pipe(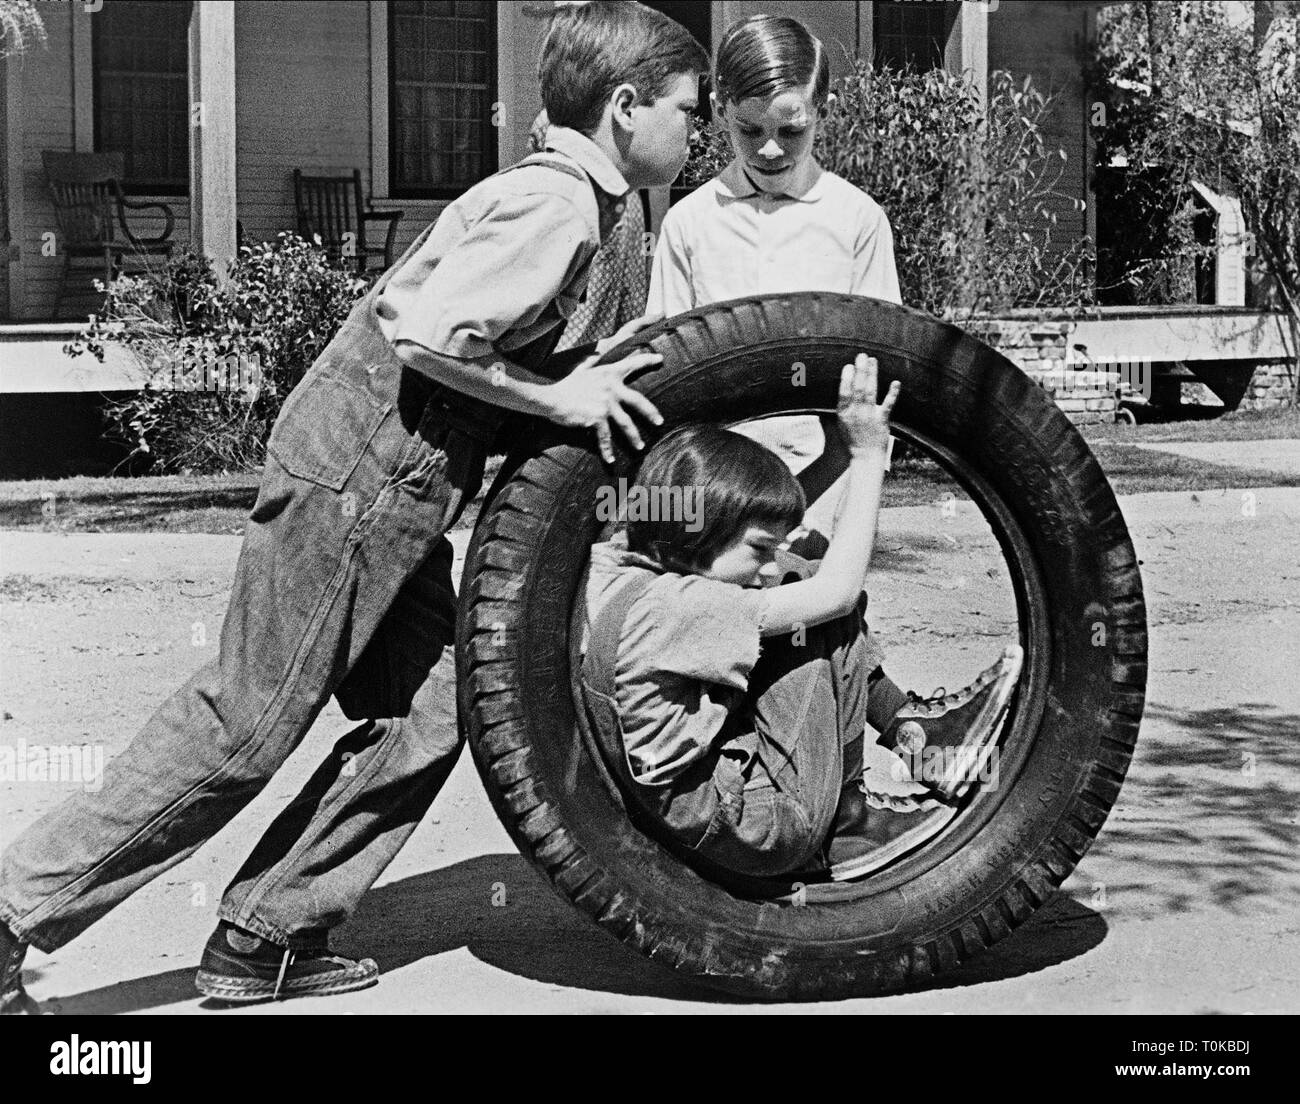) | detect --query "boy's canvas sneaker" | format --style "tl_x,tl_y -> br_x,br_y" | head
195,922 -> 379,1003
888,644 -> 1024,802
0,921 -> 40,1015
827,782 -> 957,881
